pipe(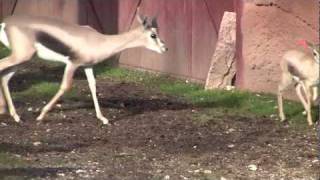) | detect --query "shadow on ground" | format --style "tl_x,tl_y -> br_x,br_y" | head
0,167 -> 75,179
